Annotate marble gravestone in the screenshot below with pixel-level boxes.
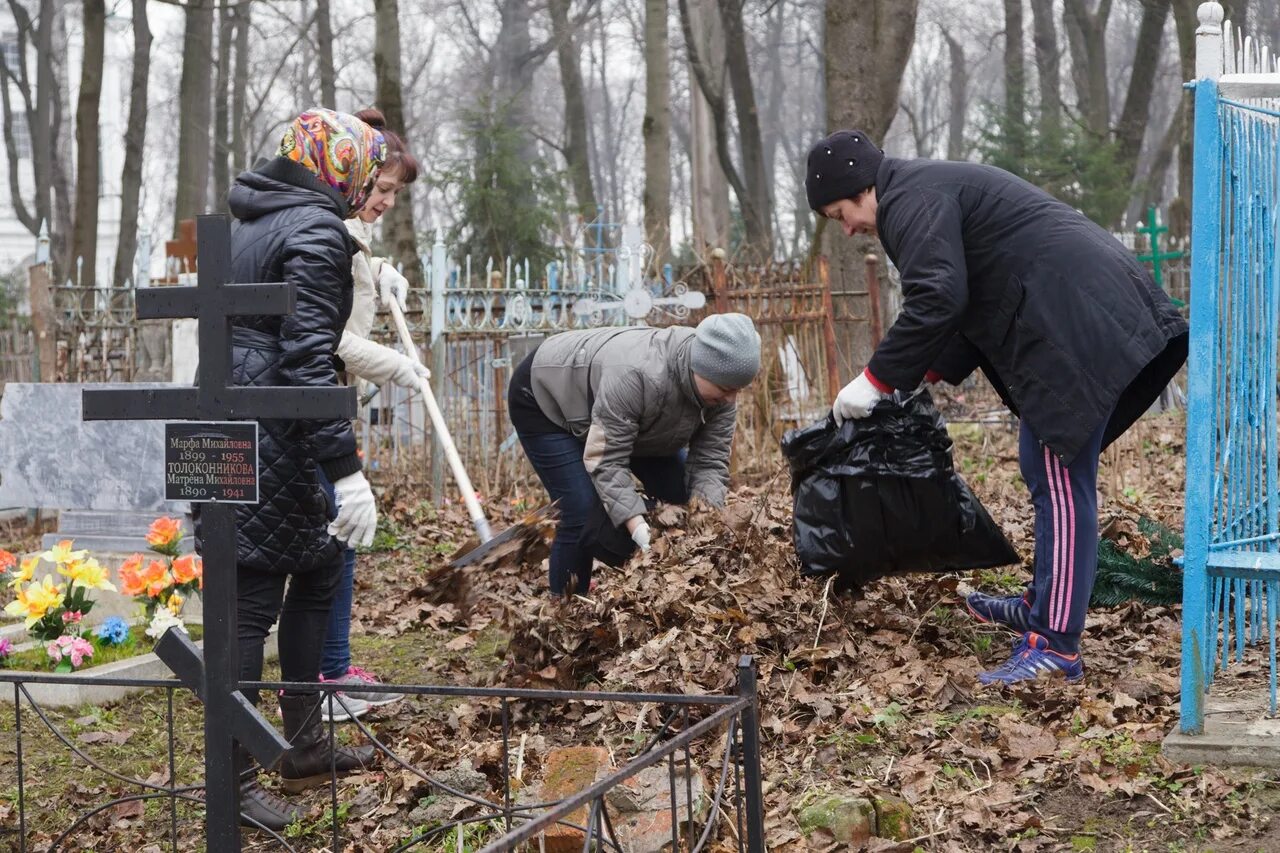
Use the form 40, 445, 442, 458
0, 383, 193, 552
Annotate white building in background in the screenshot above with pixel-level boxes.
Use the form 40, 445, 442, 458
0, 10, 132, 289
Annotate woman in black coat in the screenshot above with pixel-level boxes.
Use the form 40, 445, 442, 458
806, 130, 1188, 687
225, 109, 384, 829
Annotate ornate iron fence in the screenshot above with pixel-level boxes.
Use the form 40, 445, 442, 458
0, 659, 764, 851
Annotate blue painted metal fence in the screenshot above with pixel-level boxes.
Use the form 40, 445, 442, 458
1180, 5, 1280, 733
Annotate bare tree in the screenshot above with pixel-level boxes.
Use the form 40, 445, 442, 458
1030, 0, 1061, 141
549, 0, 597, 220
212, 0, 235, 208
1111, 0, 1171, 217
231, 0, 252, 175
173, 0, 216, 235
72, 0, 105, 289
718, 0, 772, 256
112, 0, 152, 290
1003, 0, 1026, 161
317, 0, 337, 107
683, 0, 729, 252
374, 0, 424, 283
643, 0, 672, 263
1063, 0, 1112, 137
942, 27, 968, 160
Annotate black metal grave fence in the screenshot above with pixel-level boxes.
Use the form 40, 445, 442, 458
0, 658, 765, 851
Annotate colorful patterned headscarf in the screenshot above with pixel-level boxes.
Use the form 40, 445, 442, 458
278, 109, 387, 216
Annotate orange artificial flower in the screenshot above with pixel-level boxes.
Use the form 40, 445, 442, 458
140, 559, 173, 599
0, 550, 15, 573
118, 553, 147, 597
146, 517, 183, 550
172, 554, 202, 585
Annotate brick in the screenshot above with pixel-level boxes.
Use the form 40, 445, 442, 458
536, 747, 613, 853
797, 793, 875, 847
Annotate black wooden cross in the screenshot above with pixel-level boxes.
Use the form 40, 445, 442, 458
83, 214, 357, 849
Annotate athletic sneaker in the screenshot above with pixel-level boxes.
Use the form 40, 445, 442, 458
321, 666, 405, 708
318, 689, 371, 723
977, 632, 1084, 686
965, 591, 1032, 633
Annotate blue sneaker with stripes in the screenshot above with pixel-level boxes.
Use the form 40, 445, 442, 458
978, 632, 1084, 686
964, 591, 1031, 633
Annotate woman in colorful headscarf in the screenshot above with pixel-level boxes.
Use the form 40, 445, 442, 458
223, 108, 384, 831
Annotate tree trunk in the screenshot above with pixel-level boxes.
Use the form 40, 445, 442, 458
942, 27, 967, 160
231, 0, 252, 175
173, 0, 215, 236
1063, 0, 1112, 137
112, 0, 151, 290
683, 0, 729, 252
1109, 0, 1171, 225
72, 0, 105, 290
718, 0, 772, 257
1003, 0, 1026, 164
317, 0, 337, 107
1030, 0, 1061, 141
0, 0, 53, 238
824, 0, 918, 370
548, 0, 597, 222
1170, 0, 1197, 236
212, 0, 234, 209
373, 0, 424, 284
50, 4, 74, 280
642, 0, 672, 264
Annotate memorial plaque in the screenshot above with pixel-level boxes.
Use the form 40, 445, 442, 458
164, 422, 259, 503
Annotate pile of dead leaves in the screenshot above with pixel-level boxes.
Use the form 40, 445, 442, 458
344, 413, 1270, 851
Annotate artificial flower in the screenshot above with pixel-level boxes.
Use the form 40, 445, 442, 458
118, 554, 146, 597
171, 554, 202, 585
166, 592, 185, 615
46, 635, 94, 669
10, 556, 38, 588
0, 550, 15, 573
40, 540, 86, 566
146, 517, 183, 551
0, 637, 12, 660
93, 616, 131, 646
61, 610, 82, 625
5, 576, 65, 628
140, 560, 172, 599
62, 557, 116, 592
145, 609, 187, 640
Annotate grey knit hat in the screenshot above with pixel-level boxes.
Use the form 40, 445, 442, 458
691, 313, 761, 390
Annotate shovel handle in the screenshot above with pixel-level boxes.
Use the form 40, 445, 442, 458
387, 299, 493, 543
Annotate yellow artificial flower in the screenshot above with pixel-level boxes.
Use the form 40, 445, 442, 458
10, 556, 38, 589
5, 576, 65, 628
40, 540, 87, 566
166, 592, 185, 615
65, 557, 117, 592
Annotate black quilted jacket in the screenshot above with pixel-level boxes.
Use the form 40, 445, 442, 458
227, 157, 360, 574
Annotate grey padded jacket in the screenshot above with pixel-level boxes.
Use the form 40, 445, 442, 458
529, 326, 736, 526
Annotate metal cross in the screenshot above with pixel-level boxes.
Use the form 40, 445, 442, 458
1136, 204, 1187, 307
82, 214, 356, 850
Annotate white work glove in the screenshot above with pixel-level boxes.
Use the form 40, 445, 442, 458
833, 369, 888, 425
629, 518, 652, 554
389, 351, 430, 390
328, 471, 378, 548
378, 265, 409, 312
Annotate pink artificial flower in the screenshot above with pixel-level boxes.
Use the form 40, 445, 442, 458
46, 637, 66, 663
62, 610, 83, 624
68, 637, 93, 668
0, 637, 12, 658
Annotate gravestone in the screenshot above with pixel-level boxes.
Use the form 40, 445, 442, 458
0, 382, 194, 552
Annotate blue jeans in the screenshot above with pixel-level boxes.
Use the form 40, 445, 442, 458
517, 429, 688, 595
317, 470, 357, 679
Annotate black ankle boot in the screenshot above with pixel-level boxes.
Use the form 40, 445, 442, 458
277, 692, 377, 793
235, 747, 306, 831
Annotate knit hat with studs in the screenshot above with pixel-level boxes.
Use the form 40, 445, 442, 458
805, 130, 885, 212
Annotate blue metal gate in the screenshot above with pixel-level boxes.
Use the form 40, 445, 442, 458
1180, 2, 1280, 733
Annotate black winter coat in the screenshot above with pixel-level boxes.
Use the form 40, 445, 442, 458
865, 158, 1188, 465
227, 157, 360, 574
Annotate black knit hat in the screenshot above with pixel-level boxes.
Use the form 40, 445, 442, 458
805, 130, 884, 212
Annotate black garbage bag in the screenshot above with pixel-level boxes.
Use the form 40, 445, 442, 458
782, 390, 1019, 593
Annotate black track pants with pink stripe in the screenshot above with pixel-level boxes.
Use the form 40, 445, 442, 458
1018, 415, 1110, 654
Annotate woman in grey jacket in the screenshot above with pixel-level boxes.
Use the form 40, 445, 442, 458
508, 314, 760, 596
